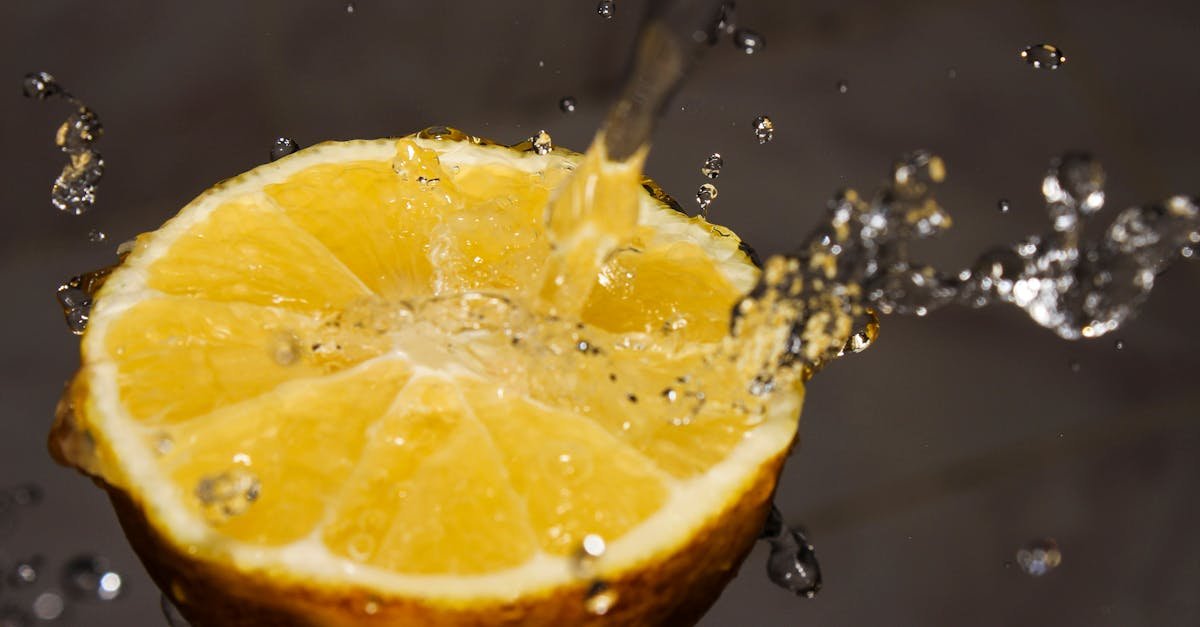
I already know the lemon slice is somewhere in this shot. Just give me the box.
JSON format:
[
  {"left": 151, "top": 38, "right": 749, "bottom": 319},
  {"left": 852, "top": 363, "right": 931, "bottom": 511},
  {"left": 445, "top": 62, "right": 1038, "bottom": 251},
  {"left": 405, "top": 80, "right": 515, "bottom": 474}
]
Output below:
[{"left": 52, "top": 128, "right": 803, "bottom": 625}]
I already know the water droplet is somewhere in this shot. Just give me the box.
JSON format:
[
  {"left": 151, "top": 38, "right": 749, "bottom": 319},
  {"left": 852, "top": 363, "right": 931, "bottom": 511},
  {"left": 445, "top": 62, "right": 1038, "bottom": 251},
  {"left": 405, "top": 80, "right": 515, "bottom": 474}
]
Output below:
[
  {"left": 8, "top": 557, "right": 43, "bottom": 588},
  {"left": 558, "top": 96, "right": 577, "bottom": 113},
  {"left": 51, "top": 151, "right": 104, "bottom": 215},
  {"left": 345, "top": 1, "right": 355, "bottom": 14},
  {"left": 998, "top": 199, "right": 1011, "bottom": 214},
  {"left": 716, "top": 2, "right": 737, "bottom": 35},
  {"left": 30, "top": 593, "right": 64, "bottom": 621},
  {"left": 1020, "top": 44, "right": 1066, "bottom": 70},
  {"left": 836, "top": 80, "right": 849, "bottom": 94},
  {"left": 700, "top": 153, "right": 723, "bottom": 179},
  {"left": 194, "top": 468, "right": 261, "bottom": 523},
  {"left": 752, "top": 115, "right": 774, "bottom": 144},
  {"left": 1068, "top": 359, "right": 1081, "bottom": 373},
  {"left": 22, "top": 71, "right": 60, "bottom": 100},
  {"left": 55, "top": 109, "right": 103, "bottom": 152},
  {"left": 765, "top": 521, "right": 821, "bottom": 597},
  {"left": 269, "top": 137, "right": 299, "bottom": 162},
  {"left": 1043, "top": 152, "right": 1105, "bottom": 217},
  {"left": 1016, "top": 538, "right": 1062, "bottom": 576},
  {"left": 87, "top": 229, "right": 106, "bottom": 243},
  {"left": 596, "top": 0, "right": 615, "bottom": 19},
  {"left": 1114, "top": 338, "right": 1125, "bottom": 350},
  {"left": 583, "top": 581, "right": 618, "bottom": 615},
  {"left": 61, "top": 555, "right": 123, "bottom": 601},
  {"left": 531, "top": 130, "right": 553, "bottom": 155},
  {"left": 696, "top": 183, "right": 718, "bottom": 214},
  {"left": 733, "top": 29, "right": 765, "bottom": 54},
  {"left": 160, "top": 594, "right": 191, "bottom": 626}
]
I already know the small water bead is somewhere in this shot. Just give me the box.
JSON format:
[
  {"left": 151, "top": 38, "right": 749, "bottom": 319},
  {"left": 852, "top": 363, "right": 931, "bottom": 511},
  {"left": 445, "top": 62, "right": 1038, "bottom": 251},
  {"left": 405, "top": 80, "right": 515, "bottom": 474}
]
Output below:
[
  {"left": 1020, "top": 44, "right": 1067, "bottom": 70},
  {"left": 695, "top": 183, "right": 718, "bottom": 214},
  {"left": 733, "top": 29, "right": 764, "bottom": 54},
  {"left": 596, "top": 0, "right": 615, "bottom": 19},
  {"left": 269, "top": 137, "right": 299, "bottom": 162},
  {"left": 61, "top": 555, "right": 123, "bottom": 601},
  {"left": 836, "top": 80, "right": 849, "bottom": 94},
  {"left": 1016, "top": 538, "right": 1062, "bottom": 576},
  {"left": 752, "top": 115, "right": 774, "bottom": 144},
  {"left": 9, "top": 557, "right": 43, "bottom": 587},
  {"left": 583, "top": 581, "right": 618, "bottom": 616},
  {"left": 160, "top": 594, "right": 191, "bottom": 627},
  {"left": 23, "top": 71, "right": 61, "bottom": 99},
  {"left": 700, "top": 153, "right": 723, "bottom": 179},
  {"left": 531, "top": 130, "right": 553, "bottom": 155},
  {"left": 1114, "top": 338, "right": 1125, "bottom": 350},
  {"left": 87, "top": 229, "right": 106, "bottom": 243},
  {"left": 194, "top": 468, "right": 261, "bottom": 523},
  {"left": 345, "top": 1, "right": 355, "bottom": 14},
  {"left": 30, "top": 593, "right": 64, "bottom": 621},
  {"left": 558, "top": 96, "right": 577, "bottom": 113},
  {"left": 998, "top": 199, "right": 1011, "bottom": 214}
]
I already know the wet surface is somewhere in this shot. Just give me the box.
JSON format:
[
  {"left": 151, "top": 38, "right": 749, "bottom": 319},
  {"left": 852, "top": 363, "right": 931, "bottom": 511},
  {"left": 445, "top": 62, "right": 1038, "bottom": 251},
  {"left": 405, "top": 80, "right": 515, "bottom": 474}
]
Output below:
[{"left": 2, "top": 1, "right": 1199, "bottom": 625}]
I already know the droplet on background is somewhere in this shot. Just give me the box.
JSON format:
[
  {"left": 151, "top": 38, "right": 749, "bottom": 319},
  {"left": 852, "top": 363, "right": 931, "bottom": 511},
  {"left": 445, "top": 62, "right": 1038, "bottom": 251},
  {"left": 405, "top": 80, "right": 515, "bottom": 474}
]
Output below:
[
  {"left": 87, "top": 229, "right": 106, "bottom": 243},
  {"left": 696, "top": 183, "right": 718, "bottom": 215},
  {"left": 836, "top": 80, "right": 849, "bottom": 94},
  {"left": 1114, "top": 338, "right": 1125, "bottom": 350},
  {"left": 21, "top": 71, "right": 60, "bottom": 100},
  {"left": 752, "top": 115, "right": 774, "bottom": 144},
  {"left": 8, "top": 483, "right": 43, "bottom": 507},
  {"left": 947, "top": 67, "right": 958, "bottom": 79},
  {"left": 596, "top": 0, "right": 615, "bottom": 19},
  {"left": 531, "top": 130, "right": 553, "bottom": 155},
  {"left": 1016, "top": 538, "right": 1062, "bottom": 576},
  {"left": 345, "top": 1, "right": 355, "bottom": 14},
  {"left": 733, "top": 29, "right": 764, "bottom": 54},
  {"left": 1068, "top": 359, "right": 1081, "bottom": 373},
  {"left": 761, "top": 506, "right": 822, "bottom": 598},
  {"left": 700, "top": 153, "right": 723, "bottom": 179},
  {"left": 269, "top": 137, "right": 299, "bottom": 162},
  {"left": 558, "top": 96, "right": 577, "bottom": 113},
  {"left": 8, "top": 556, "right": 43, "bottom": 588},
  {"left": 61, "top": 554, "right": 123, "bottom": 601},
  {"left": 1019, "top": 44, "right": 1066, "bottom": 70},
  {"left": 998, "top": 199, "right": 1011, "bottom": 213}
]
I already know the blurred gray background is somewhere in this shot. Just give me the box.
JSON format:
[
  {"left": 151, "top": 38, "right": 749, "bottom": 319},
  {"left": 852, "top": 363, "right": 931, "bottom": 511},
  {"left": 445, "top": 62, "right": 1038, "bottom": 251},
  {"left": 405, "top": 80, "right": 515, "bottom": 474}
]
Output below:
[{"left": 2, "top": 1, "right": 1199, "bottom": 625}]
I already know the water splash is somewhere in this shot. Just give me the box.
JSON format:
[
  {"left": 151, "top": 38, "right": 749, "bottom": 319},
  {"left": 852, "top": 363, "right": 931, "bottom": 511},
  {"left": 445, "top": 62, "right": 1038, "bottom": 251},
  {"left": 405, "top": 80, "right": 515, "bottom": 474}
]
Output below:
[
  {"left": 1020, "top": 44, "right": 1066, "bottom": 70},
  {"left": 752, "top": 115, "right": 774, "bottom": 144},
  {"left": 596, "top": 0, "right": 615, "bottom": 19},
  {"left": 55, "top": 266, "right": 114, "bottom": 336},
  {"left": 531, "top": 130, "right": 553, "bottom": 155},
  {"left": 1016, "top": 538, "right": 1062, "bottom": 576},
  {"left": 700, "top": 153, "right": 723, "bottom": 179},
  {"left": 22, "top": 72, "right": 105, "bottom": 215},
  {"left": 761, "top": 505, "right": 821, "bottom": 597}
]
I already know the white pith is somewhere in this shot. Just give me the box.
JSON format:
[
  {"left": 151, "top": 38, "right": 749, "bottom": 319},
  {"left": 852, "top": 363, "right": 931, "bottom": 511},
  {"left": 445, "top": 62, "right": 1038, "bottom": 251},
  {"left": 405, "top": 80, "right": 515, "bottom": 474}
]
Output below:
[{"left": 78, "top": 137, "right": 801, "bottom": 600}]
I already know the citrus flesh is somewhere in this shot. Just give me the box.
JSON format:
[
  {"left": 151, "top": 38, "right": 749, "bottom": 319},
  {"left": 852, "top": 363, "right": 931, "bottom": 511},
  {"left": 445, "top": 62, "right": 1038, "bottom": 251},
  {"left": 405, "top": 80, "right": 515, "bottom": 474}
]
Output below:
[{"left": 52, "top": 129, "right": 804, "bottom": 625}]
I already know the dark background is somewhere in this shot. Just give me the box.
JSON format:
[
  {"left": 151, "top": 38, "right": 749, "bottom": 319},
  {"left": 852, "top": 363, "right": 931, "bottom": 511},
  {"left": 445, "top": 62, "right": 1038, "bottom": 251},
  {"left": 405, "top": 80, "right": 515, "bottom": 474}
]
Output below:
[{"left": 2, "top": 1, "right": 1198, "bottom": 625}]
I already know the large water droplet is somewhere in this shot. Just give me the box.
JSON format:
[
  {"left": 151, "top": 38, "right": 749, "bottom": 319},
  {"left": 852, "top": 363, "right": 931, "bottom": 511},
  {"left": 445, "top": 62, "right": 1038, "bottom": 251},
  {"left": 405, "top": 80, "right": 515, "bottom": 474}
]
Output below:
[
  {"left": 596, "top": 0, "right": 615, "bottom": 19},
  {"left": 1016, "top": 538, "right": 1062, "bottom": 576},
  {"left": 30, "top": 593, "right": 65, "bottom": 622},
  {"left": 55, "top": 109, "right": 103, "bottom": 152},
  {"left": 1020, "top": 44, "right": 1066, "bottom": 70},
  {"left": 733, "top": 29, "right": 765, "bottom": 54},
  {"left": 558, "top": 96, "right": 577, "bottom": 113},
  {"left": 761, "top": 507, "right": 821, "bottom": 598},
  {"left": 531, "top": 130, "right": 553, "bottom": 155},
  {"left": 160, "top": 594, "right": 191, "bottom": 627},
  {"left": 700, "top": 153, "right": 723, "bottom": 179},
  {"left": 752, "top": 115, "right": 774, "bottom": 144},
  {"left": 22, "top": 71, "right": 60, "bottom": 100},
  {"left": 269, "top": 137, "right": 299, "bottom": 162},
  {"left": 194, "top": 468, "right": 261, "bottom": 523},
  {"left": 696, "top": 183, "right": 718, "bottom": 215},
  {"left": 1114, "top": 338, "right": 1125, "bottom": 350},
  {"left": 61, "top": 555, "right": 123, "bottom": 601}
]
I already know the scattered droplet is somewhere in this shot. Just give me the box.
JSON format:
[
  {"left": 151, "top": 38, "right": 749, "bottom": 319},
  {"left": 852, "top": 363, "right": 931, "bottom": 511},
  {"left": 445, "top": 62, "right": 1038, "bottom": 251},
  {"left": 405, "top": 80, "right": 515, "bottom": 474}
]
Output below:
[
  {"left": 269, "top": 137, "right": 299, "bottom": 162},
  {"left": 1113, "top": 338, "right": 1125, "bottom": 351},
  {"left": 762, "top": 509, "right": 821, "bottom": 598},
  {"left": 87, "top": 229, "right": 106, "bottom": 243},
  {"left": 696, "top": 183, "right": 718, "bottom": 215},
  {"left": 733, "top": 29, "right": 764, "bottom": 54},
  {"left": 700, "top": 153, "right": 723, "bottom": 179},
  {"left": 61, "top": 554, "right": 123, "bottom": 601},
  {"left": 51, "top": 151, "right": 104, "bottom": 215},
  {"left": 160, "top": 594, "right": 191, "bottom": 627},
  {"left": 531, "top": 130, "right": 553, "bottom": 155},
  {"left": 583, "top": 581, "right": 618, "bottom": 616},
  {"left": 1016, "top": 538, "right": 1062, "bottom": 576},
  {"left": 8, "top": 556, "right": 43, "bottom": 588},
  {"left": 558, "top": 96, "right": 577, "bottom": 113},
  {"left": 836, "top": 80, "right": 849, "bottom": 94},
  {"left": 22, "top": 71, "right": 60, "bottom": 100},
  {"left": 24, "top": 73, "right": 106, "bottom": 215},
  {"left": 752, "top": 115, "right": 774, "bottom": 144},
  {"left": 30, "top": 593, "right": 64, "bottom": 621},
  {"left": 1020, "top": 44, "right": 1066, "bottom": 70},
  {"left": 345, "top": 1, "right": 356, "bottom": 14},
  {"left": 596, "top": 0, "right": 615, "bottom": 19},
  {"left": 194, "top": 468, "right": 261, "bottom": 523},
  {"left": 998, "top": 199, "right": 1011, "bottom": 214}
]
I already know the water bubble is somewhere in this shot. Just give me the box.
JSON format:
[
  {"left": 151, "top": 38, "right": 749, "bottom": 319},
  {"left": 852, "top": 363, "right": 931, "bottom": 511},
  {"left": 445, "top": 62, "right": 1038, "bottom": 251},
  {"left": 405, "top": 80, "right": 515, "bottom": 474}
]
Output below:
[
  {"left": 87, "top": 229, "right": 106, "bottom": 243},
  {"left": 836, "top": 80, "right": 849, "bottom": 94},
  {"left": 8, "top": 556, "right": 43, "bottom": 588},
  {"left": 596, "top": 0, "right": 615, "bottom": 19},
  {"left": 160, "top": 594, "right": 191, "bottom": 626},
  {"left": 998, "top": 199, "right": 1011, "bottom": 214},
  {"left": 700, "top": 153, "right": 723, "bottom": 179},
  {"left": 61, "top": 555, "right": 123, "bottom": 601},
  {"left": 558, "top": 96, "right": 577, "bottom": 113},
  {"left": 696, "top": 183, "right": 718, "bottom": 215},
  {"left": 531, "top": 130, "right": 553, "bottom": 155},
  {"left": 583, "top": 581, "right": 617, "bottom": 616},
  {"left": 30, "top": 593, "right": 64, "bottom": 621},
  {"left": 752, "top": 115, "right": 774, "bottom": 144},
  {"left": 733, "top": 29, "right": 764, "bottom": 54},
  {"left": 22, "top": 71, "right": 60, "bottom": 100},
  {"left": 269, "top": 137, "right": 299, "bottom": 162},
  {"left": 1114, "top": 338, "right": 1125, "bottom": 350},
  {"left": 194, "top": 468, "right": 261, "bottom": 523},
  {"left": 51, "top": 151, "right": 104, "bottom": 215},
  {"left": 1016, "top": 538, "right": 1062, "bottom": 576},
  {"left": 1020, "top": 44, "right": 1066, "bottom": 70}
]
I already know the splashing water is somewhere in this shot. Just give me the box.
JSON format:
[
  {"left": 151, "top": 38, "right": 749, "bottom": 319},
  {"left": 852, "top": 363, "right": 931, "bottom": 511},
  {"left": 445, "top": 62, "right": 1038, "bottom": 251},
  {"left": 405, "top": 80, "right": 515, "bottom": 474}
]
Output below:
[
  {"left": 752, "top": 115, "right": 774, "bottom": 144},
  {"left": 700, "top": 152, "right": 723, "bottom": 179},
  {"left": 531, "top": 129, "right": 553, "bottom": 155},
  {"left": 55, "top": 266, "right": 113, "bottom": 336},
  {"left": 761, "top": 505, "right": 822, "bottom": 597},
  {"left": 194, "top": 468, "right": 261, "bottom": 523},
  {"left": 269, "top": 137, "right": 300, "bottom": 162},
  {"left": 1020, "top": 44, "right": 1067, "bottom": 70},
  {"left": 596, "top": 0, "right": 615, "bottom": 20},
  {"left": 22, "top": 72, "right": 105, "bottom": 215}
]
